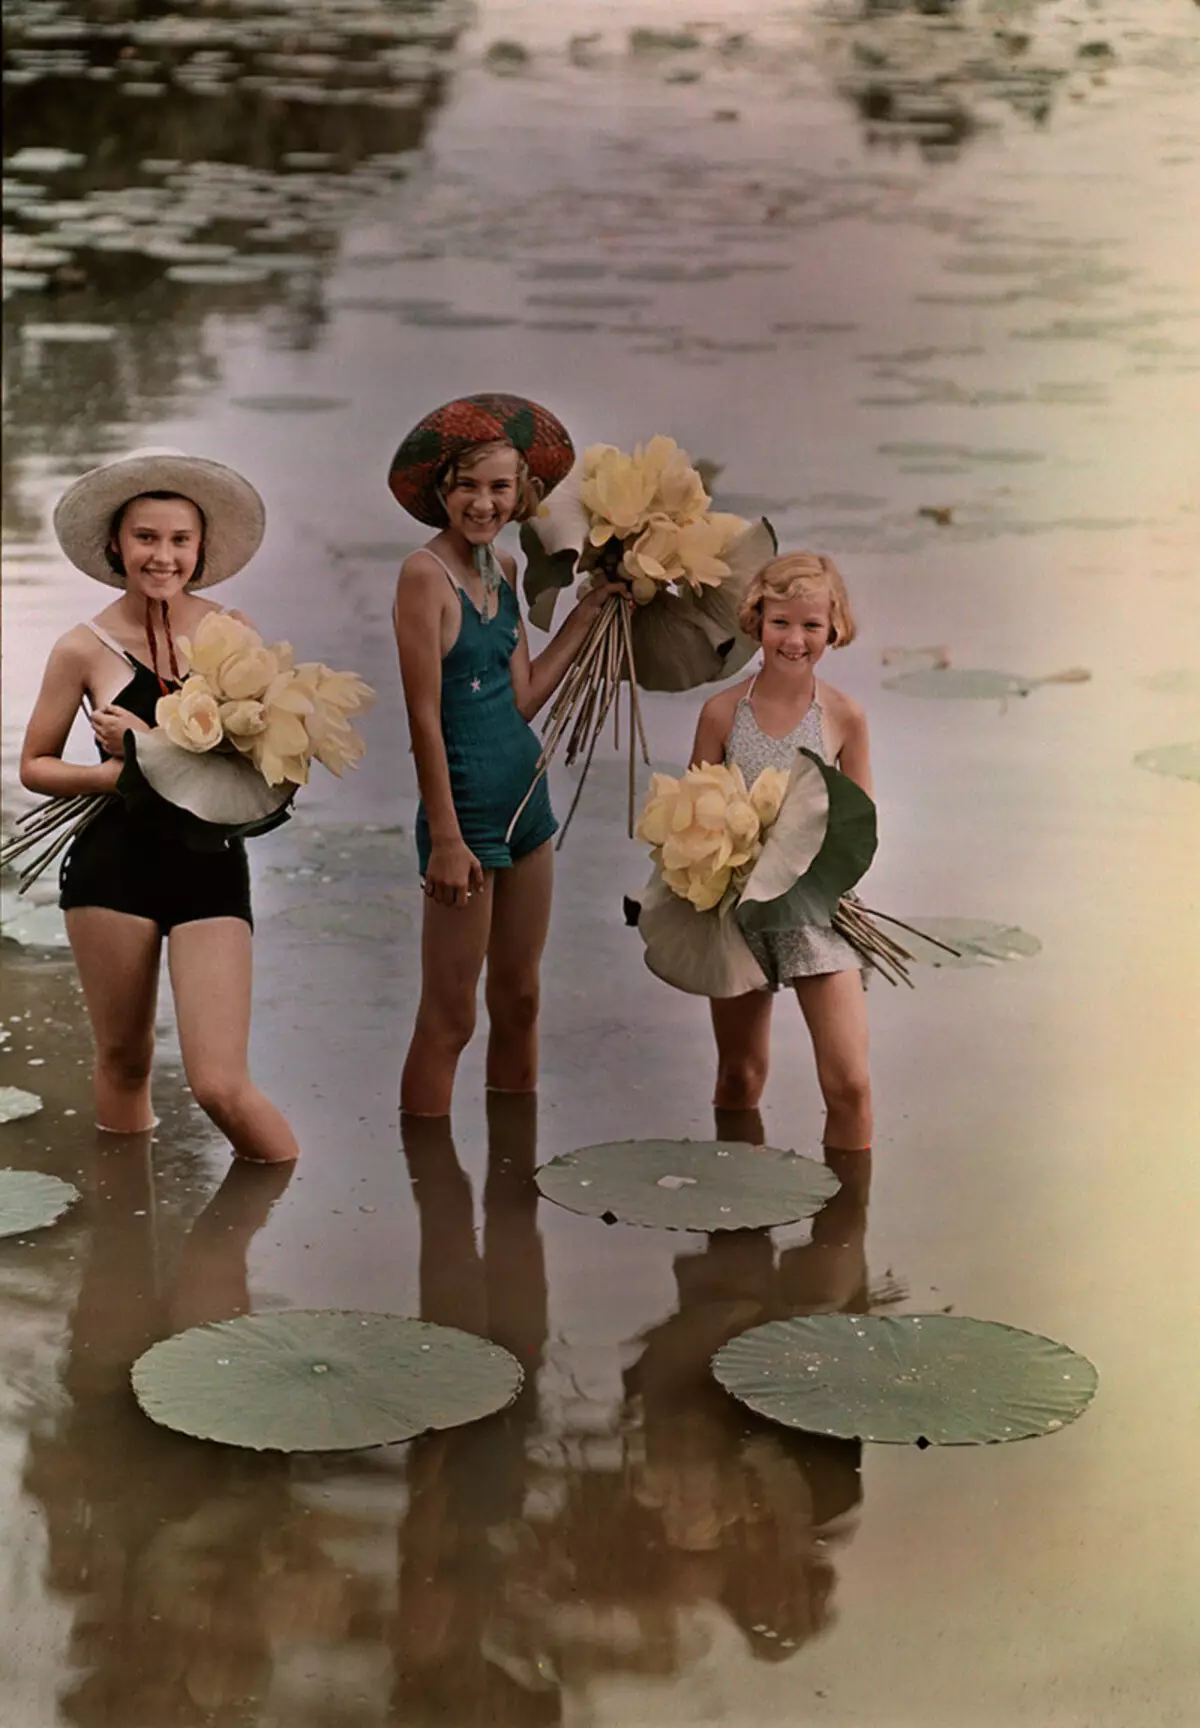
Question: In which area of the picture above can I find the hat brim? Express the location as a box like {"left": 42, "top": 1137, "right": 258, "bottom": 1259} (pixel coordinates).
{"left": 53, "top": 449, "right": 266, "bottom": 589}
{"left": 387, "top": 393, "right": 574, "bottom": 527}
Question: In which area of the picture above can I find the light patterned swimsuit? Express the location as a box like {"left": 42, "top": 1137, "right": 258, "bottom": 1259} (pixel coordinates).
{"left": 725, "top": 684, "right": 862, "bottom": 990}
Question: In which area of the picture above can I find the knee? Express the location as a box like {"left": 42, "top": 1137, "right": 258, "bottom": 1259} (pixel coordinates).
{"left": 716, "top": 1053, "right": 768, "bottom": 1109}
{"left": 96, "top": 1039, "right": 154, "bottom": 1091}
{"left": 487, "top": 976, "right": 540, "bottom": 1037}
{"left": 821, "top": 1066, "right": 871, "bottom": 1119}
{"left": 418, "top": 994, "right": 477, "bottom": 1056}
{"left": 188, "top": 1069, "right": 250, "bottom": 1122}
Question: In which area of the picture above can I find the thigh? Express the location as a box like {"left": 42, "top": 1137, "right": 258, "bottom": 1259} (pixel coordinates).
{"left": 486, "top": 841, "right": 553, "bottom": 989}
{"left": 709, "top": 989, "right": 774, "bottom": 1067}
{"left": 65, "top": 906, "right": 162, "bottom": 1051}
{"left": 792, "top": 970, "right": 869, "bottom": 1087}
{"left": 167, "top": 917, "right": 255, "bottom": 1075}
{"left": 418, "top": 875, "right": 497, "bottom": 1009}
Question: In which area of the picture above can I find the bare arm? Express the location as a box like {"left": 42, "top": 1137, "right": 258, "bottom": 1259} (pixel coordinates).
{"left": 835, "top": 705, "right": 874, "bottom": 799}
{"left": 392, "top": 558, "right": 482, "bottom": 905}
{"left": 506, "top": 562, "right": 626, "bottom": 723}
{"left": 689, "top": 692, "right": 735, "bottom": 769}
{"left": 20, "top": 637, "right": 123, "bottom": 798}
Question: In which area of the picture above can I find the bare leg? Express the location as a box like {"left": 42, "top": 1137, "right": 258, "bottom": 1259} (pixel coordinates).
{"left": 400, "top": 879, "right": 496, "bottom": 1116}
{"left": 168, "top": 918, "right": 299, "bottom": 1163}
{"left": 65, "top": 907, "right": 161, "bottom": 1133}
{"left": 710, "top": 989, "right": 774, "bottom": 1110}
{"left": 792, "top": 970, "right": 872, "bottom": 1153}
{"left": 484, "top": 842, "right": 553, "bottom": 1094}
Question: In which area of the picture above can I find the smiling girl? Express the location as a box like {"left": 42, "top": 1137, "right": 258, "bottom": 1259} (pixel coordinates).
{"left": 389, "top": 394, "right": 622, "bottom": 1117}
{"left": 688, "top": 552, "right": 873, "bottom": 1155}
{"left": 19, "top": 449, "right": 298, "bottom": 1161}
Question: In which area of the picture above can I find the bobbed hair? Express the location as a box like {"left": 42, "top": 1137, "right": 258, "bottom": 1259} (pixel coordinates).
{"left": 737, "top": 551, "right": 857, "bottom": 648}
{"left": 433, "top": 440, "right": 543, "bottom": 526}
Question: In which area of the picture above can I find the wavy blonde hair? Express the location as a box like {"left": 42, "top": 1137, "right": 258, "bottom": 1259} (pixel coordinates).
{"left": 738, "top": 551, "right": 857, "bottom": 647}
{"left": 435, "top": 440, "right": 543, "bottom": 525}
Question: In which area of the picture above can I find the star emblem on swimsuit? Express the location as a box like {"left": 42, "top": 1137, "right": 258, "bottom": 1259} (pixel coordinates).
{"left": 511, "top": 625, "right": 520, "bottom": 641}
{"left": 470, "top": 677, "right": 482, "bottom": 693}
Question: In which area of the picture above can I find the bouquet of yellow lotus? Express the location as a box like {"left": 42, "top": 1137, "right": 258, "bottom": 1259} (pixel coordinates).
{"left": 633, "top": 753, "right": 921, "bottom": 993}
{"left": 3, "top": 615, "right": 374, "bottom": 890}
{"left": 512, "top": 436, "right": 776, "bottom": 845}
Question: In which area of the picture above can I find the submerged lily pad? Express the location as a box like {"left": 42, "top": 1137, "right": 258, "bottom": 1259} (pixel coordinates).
{"left": 131, "top": 1311, "right": 522, "bottom": 1452}
{"left": 1134, "top": 742, "right": 1200, "bottom": 783}
{"left": 712, "top": 1314, "right": 1098, "bottom": 1445}
{"left": 0, "top": 1089, "right": 46, "bottom": 1127}
{"left": 897, "top": 917, "right": 1041, "bottom": 968}
{"left": 536, "top": 1140, "right": 840, "bottom": 1232}
{"left": 165, "top": 263, "right": 271, "bottom": 286}
{"left": 0, "top": 1168, "right": 79, "bottom": 1236}
{"left": 884, "top": 668, "right": 1032, "bottom": 701}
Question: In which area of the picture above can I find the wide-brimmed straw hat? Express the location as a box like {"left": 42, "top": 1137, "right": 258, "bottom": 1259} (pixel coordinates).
{"left": 53, "top": 447, "right": 266, "bottom": 589}
{"left": 387, "top": 392, "right": 575, "bottom": 527}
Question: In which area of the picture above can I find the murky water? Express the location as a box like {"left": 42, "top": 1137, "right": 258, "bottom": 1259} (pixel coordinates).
{"left": 3, "top": 2, "right": 1199, "bottom": 1724}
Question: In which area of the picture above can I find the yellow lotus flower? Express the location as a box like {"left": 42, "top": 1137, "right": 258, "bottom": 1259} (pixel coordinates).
{"left": 156, "top": 683, "right": 224, "bottom": 753}
{"left": 218, "top": 698, "right": 267, "bottom": 738}
{"left": 749, "top": 766, "right": 789, "bottom": 831}
{"left": 651, "top": 441, "right": 710, "bottom": 521}
{"left": 637, "top": 762, "right": 765, "bottom": 910}
{"left": 292, "top": 662, "right": 376, "bottom": 716}
{"left": 249, "top": 704, "right": 311, "bottom": 786}
{"left": 675, "top": 518, "right": 733, "bottom": 590}
{"left": 579, "top": 443, "right": 663, "bottom": 546}
{"left": 215, "top": 645, "right": 280, "bottom": 702}
{"left": 624, "top": 515, "right": 682, "bottom": 585}
{"left": 178, "top": 612, "right": 261, "bottom": 682}
{"left": 261, "top": 669, "right": 315, "bottom": 719}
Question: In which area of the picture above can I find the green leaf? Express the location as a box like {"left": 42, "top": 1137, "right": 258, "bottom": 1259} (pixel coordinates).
{"left": 536, "top": 1140, "right": 840, "bottom": 1232}
{"left": 519, "top": 522, "right": 579, "bottom": 632}
{"left": 738, "top": 752, "right": 829, "bottom": 911}
{"left": 0, "top": 1167, "right": 79, "bottom": 1236}
{"left": 713, "top": 1313, "right": 1099, "bottom": 1445}
{"left": 738, "top": 751, "right": 877, "bottom": 935}
{"left": 1134, "top": 741, "right": 1200, "bottom": 783}
{"left": 883, "top": 668, "right": 1033, "bottom": 700}
{"left": 899, "top": 916, "right": 1042, "bottom": 968}
{"left": 131, "top": 1311, "right": 523, "bottom": 1452}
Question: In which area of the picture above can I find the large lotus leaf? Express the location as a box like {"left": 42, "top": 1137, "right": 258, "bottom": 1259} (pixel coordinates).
{"left": 536, "top": 1140, "right": 840, "bottom": 1232}
{"left": 0, "top": 1088, "right": 45, "bottom": 1125}
{"left": 884, "top": 668, "right": 1032, "bottom": 701}
{"left": 900, "top": 917, "right": 1042, "bottom": 968}
{"left": 1134, "top": 741, "right": 1200, "bottom": 783}
{"left": 738, "top": 751, "right": 877, "bottom": 935}
{"left": 638, "top": 876, "right": 768, "bottom": 998}
{"left": 712, "top": 1314, "right": 1098, "bottom": 1445}
{"left": 519, "top": 523, "right": 580, "bottom": 633}
{"left": 131, "top": 1311, "right": 523, "bottom": 1452}
{"left": 132, "top": 731, "right": 295, "bottom": 826}
{"left": 629, "top": 517, "right": 774, "bottom": 693}
{"left": 738, "top": 752, "right": 829, "bottom": 911}
{"left": 0, "top": 1168, "right": 79, "bottom": 1237}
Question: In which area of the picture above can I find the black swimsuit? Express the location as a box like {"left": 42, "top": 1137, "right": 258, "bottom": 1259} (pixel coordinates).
{"left": 59, "top": 651, "right": 253, "bottom": 933}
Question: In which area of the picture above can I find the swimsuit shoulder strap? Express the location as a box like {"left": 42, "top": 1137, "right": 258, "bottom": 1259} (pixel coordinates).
{"left": 84, "top": 619, "right": 137, "bottom": 665}
{"left": 420, "top": 548, "right": 463, "bottom": 596}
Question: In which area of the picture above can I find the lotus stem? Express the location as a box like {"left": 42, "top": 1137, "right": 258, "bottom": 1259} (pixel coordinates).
{"left": 3, "top": 795, "right": 110, "bottom": 892}
{"left": 833, "top": 900, "right": 915, "bottom": 989}
{"left": 853, "top": 905, "right": 963, "bottom": 958}
{"left": 618, "top": 597, "right": 650, "bottom": 764}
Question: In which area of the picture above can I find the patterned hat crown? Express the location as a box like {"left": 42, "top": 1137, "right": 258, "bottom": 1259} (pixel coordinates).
{"left": 388, "top": 393, "right": 574, "bottom": 526}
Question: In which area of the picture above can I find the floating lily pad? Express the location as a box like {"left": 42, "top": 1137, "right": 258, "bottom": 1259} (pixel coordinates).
{"left": 21, "top": 322, "right": 116, "bottom": 343}
{"left": 0, "top": 891, "right": 70, "bottom": 949}
{"left": 536, "top": 1140, "right": 840, "bottom": 1232}
{"left": 712, "top": 1314, "right": 1098, "bottom": 1445}
{"left": 1134, "top": 742, "right": 1200, "bottom": 783}
{"left": 5, "top": 147, "right": 85, "bottom": 173}
{"left": 0, "top": 1089, "right": 46, "bottom": 1127}
{"left": 165, "top": 263, "right": 271, "bottom": 286}
{"left": 883, "top": 668, "right": 1032, "bottom": 700}
{"left": 131, "top": 1311, "right": 522, "bottom": 1452}
{"left": 897, "top": 917, "right": 1041, "bottom": 968}
{"left": 231, "top": 395, "right": 350, "bottom": 413}
{"left": 0, "top": 1168, "right": 79, "bottom": 1236}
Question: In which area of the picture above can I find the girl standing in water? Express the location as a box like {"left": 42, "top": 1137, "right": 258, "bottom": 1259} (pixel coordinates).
{"left": 389, "top": 393, "right": 621, "bottom": 1117}
{"left": 19, "top": 449, "right": 298, "bottom": 1162}
{"left": 688, "top": 552, "right": 873, "bottom": 1155}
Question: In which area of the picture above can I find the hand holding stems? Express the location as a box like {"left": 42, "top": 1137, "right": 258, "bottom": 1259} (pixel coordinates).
{"left": 89, "top": 705, "right": 150, "bottom": 759}
{"left": 423, "top": 838, "right": 485, "bottom": 910}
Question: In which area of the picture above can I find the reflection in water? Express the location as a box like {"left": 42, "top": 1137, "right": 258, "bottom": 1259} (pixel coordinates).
{"left": 21, "top": 1143, "right": 296, "bottom": 1725}
{"left": 390, "top": 1103, "right": 879, "bottom": 1717}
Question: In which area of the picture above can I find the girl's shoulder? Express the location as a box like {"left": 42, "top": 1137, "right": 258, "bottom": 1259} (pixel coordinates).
{"left": 397, "top": 544, "right": 456, "bottom": 591}
{"left": 701, "top": 676, "right": 752, "bottom": 722}
{"left": 816, "top": 677, "right": 868, "bottom": 731}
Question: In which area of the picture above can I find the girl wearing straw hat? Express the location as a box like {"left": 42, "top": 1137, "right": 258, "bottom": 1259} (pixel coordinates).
{"left": 18, "top": 449, "right": 298, "bottom": 1161}
{"left": 389, "top": 393, "right": 623, "bottom": 1116}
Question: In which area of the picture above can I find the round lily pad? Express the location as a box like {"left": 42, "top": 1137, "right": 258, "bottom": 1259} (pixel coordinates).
{"left": 883, "top": 669, "right": 1032, "bottom": 700}
{"left": 536, "top": 1140, "right": 840, "bottom": 1232}
{"left": 132, "top": 1311, "right": 523, "bottom": 1452}
{"left": 899, "top": 917, "right": 1042, "bottom": 968}
{"left": 1134, "top": 741, "right": 1200, "bottom": 783}
{"left": 712, "top": 1314, "right": 1098, "bottom": 1445}
{"left": 0, "top": 1168, "right": 79, "bottom": 1237}
{"left": 0, "top": 1087, "right": 45, "bottom": 1125}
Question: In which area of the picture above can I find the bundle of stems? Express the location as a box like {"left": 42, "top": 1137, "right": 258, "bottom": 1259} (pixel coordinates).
{"left": 833, "top": 900, "right": 963, "bottom": 987}
{"left": 507, "top": 591, "right": 650, "bottom": 849}
{"left": 0, "top": 793, "right": 111, "bottom": 892}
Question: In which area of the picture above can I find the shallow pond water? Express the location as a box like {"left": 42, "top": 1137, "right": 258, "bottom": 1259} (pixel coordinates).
{"left": 3, "top": 3, "right": 1199, "bottom": 1725}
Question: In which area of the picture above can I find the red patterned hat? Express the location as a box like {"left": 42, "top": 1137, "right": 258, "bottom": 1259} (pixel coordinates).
{"left": 387, "top": 392, "right": 575, "bottom": 526}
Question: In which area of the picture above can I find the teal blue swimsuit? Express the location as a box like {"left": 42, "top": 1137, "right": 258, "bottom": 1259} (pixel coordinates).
{"left": 415, "top": 553, "right": 557, "bottom": 874}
